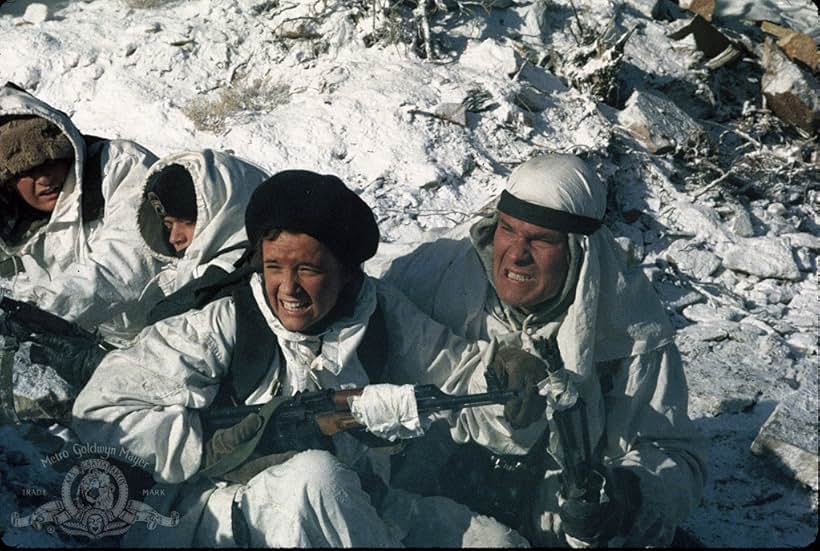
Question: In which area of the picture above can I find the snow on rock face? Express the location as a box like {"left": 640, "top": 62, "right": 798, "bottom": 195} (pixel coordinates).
{"left": 617, "top": 89, "right": 706, "bottom": 154}
{"left": 0, "top": 0, "right": 817, "bottom": 547}
{"left": 21, "top": 3, "right": 49, "bottom": 25}
{"left": 718, "top": 236, "right": 802, "bottom": 281}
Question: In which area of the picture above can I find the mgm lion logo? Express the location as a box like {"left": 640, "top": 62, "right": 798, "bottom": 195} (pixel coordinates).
{"left": 11, "top": 458, "right": 179, "bottom": 540}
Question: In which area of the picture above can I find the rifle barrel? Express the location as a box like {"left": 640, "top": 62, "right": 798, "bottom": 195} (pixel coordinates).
{"left": 416, "top": 388, "right": 520, "bottom": 414}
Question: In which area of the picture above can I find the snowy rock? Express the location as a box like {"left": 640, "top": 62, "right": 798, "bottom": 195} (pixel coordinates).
{"left": 677, "top": 320, "right": 736, "bottom": 342}
{"left": 716, "top": 0, "right": 820, "bottom": 40}
{"left": 518, "top": 64, "right": 566, "bottom": 95}
{"left": 738, "top": 316, "right": 777, "bottom": 336}
{"left": 12, "top": 348, "right": 74, "bottom": 423}
{"left": 22, "top": 4, "right": 49, "bottom": 25}
{"left": 653, "top": 281, "right": 705, "bottom": 312}
{"left": 682, "top": 303, "right": 736, "bottom": 323}
{"left": 613, "top": 236, "right": 641, "bottom": 266}
{"left": 749, "top": 279, "right": 789, "bottom": 306}
{"left": 766, "top": 202, "right": 787, "bottom": 217}
{"left": 514, "top": 85, "right": 550, "bottom": 113}
{"left": 794, "top": 248, "right": 815, "bottom": 273}
{"left": 751, "top": 380, "right": 819, "bottom": 490}
{"left": 760, "top": 39, "right": 820, "bottom": 133}
{"left": 611, "top": 221, "right": 645, "bottom": 262}
{"left": 783, "top": 286, "right": 820, "bottom": 330}
{"left": 617, "top": 90, "right": 706, "bottom": 155}
{"left": 718, "top": 236, "right": 802, "bottom": 281}
{"left": 786, "top": 333, "right": 818, "bottom": 355}
{"left": 782, "top": 232, "right": 820, "bottom": 252}
{"left": 433, "top": 102, "right": 467, "bottom": 126}
{"left": 665, "top": 201, "right": 733, "bottom": 241}
{"left": 459, "top": 38, "right": 519, "bottom": 77}
{"left": 728, "top": 206, "right": 755, "bottom": 237}
{"left": 681, "top": 329, "right": 797, "bottom": 417}
{"left": 664, "top": 240, "right": 721, "bottom": 280}
{"left": 0, "top": 336, "right": 18, "bottom": 425}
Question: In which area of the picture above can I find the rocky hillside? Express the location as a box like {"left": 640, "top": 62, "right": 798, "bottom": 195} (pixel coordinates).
{"left": 1, "top": 0, "right": 818, "bottom": 546}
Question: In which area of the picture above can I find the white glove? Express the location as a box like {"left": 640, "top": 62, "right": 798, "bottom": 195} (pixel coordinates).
{"left": 348, "top": 384, "right": 428, "bottom": 442}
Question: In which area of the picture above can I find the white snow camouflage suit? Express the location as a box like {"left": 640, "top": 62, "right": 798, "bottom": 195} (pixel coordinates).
{"left": 382, "top": 167, "right": 708, "bottom": 547}
{"left": 0, "top": 83, "right": 161, "bottom": 344}
{"left": 135, "top": 149, "right": 268, "bottom": 311}
{"left": 72, "top": 273, "right": 534, "bottom": 547}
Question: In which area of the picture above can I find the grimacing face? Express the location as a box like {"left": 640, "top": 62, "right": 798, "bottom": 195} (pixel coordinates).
{"left": 492, "top": 212, "right": 570, "bottom": 313}
{"left": 12, "top": 158, "right": 71, "bottom": 213}
{"left": 261, "top": 231, "right": 352, "bottom": 332}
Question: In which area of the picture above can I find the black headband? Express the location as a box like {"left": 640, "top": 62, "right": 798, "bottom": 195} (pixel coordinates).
{"left": 498, "top": 190, "right": 602, "bottom": 235}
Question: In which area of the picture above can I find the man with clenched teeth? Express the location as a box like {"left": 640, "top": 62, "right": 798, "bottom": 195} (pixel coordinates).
{"left": 0, "top": 82, "right": 161, "bottom": 349}
{"left": 384, "top": 154, "right": 707, "bottom": 548}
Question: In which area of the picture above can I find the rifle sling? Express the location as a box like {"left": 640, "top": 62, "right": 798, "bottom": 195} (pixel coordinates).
{"left": 195, "top": 395, "right": 290, "bottom": 481}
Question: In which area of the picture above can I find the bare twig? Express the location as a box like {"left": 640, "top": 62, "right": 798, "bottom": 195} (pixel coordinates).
{"left": 567, "top": 0, "right": 587, "bottom": 44}
{"left": 692, "top": 168, "right": 735, "bottom": 200}
{"left": 414, "top": 1, "right": 436, "bottom": 60}
{"left": 700, "top": 119, "right": 763, "bottom": 149}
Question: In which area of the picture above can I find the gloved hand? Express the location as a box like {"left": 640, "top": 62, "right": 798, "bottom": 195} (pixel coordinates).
{"left": 485, "top": 346, "right": 548, "bottom": 429}
{"left": 559, "top": 467, "right": 641, "bottom": 544}
{"left": 202, "top": 413, "right": 264, "bottom": 471}
{"left": 202, "top": 412, "right": 298, "bottom": 484}
{"left": 27, "top": 333, "right": 110, "bottom": 388}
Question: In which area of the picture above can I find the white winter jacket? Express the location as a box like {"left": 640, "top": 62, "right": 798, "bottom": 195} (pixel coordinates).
{"left": 135, "top": 150, "right": 268, "bottom": 308}
{"left": 0, "top": 84, "right": 162, "bottom": 343}
{"left": 72, "top": 274, "right": 513, "bottom": 480}
{"left": 71, "top": 273, "right": 524, "bottom": 545}
{"left": 383, "top": 213, "right": 708, "bottom": 547}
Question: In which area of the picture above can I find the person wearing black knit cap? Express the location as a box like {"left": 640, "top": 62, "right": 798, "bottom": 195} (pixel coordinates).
{"left": 143, "top": 163, "right": 199, "bottom": 255}
{"left": 74, "top": 169, "right": 543, "bottom": 548}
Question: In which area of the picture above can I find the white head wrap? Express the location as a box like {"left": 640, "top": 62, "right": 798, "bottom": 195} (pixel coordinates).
{"left": 502, "top": 153, "right": 606, "bottom": 229}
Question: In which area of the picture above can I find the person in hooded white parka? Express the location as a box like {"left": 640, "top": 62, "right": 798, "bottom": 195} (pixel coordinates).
{"left": 384, "top": 154, "right": 708, "bottom": 547}
{"left": 0, "top": 82, "right": 161, "bottom": 346}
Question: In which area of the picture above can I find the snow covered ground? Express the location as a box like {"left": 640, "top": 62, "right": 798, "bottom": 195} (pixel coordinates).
{"left": 1, "top": 0, "right": 818, "bottom": 547}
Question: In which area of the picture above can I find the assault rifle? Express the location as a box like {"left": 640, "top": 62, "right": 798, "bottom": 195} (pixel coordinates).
{"left": 535, "top": 336, "right": 617, "bottom": 545}
{"left": 0, "top": 296, "right": 115, "bottom": 389}
{"left": 0, "top": 296, "right": 113, "bottom": 349}
{"left": 202, "top": 384, "right": 522, "bottom": 453}
{"left": 534, "top": 337, "right": 596, "bottom": 500}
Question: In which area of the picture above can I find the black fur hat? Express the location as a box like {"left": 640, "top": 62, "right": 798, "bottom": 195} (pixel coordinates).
{"left": 245, "top": 170, "right": 379, "bottom": 267}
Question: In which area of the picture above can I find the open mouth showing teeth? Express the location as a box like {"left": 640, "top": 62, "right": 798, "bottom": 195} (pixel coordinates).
{"left": 282, "top": 300, "right": 310, "bottom": 312}
{"left": 506, "top": 270, "right": 533, "bottom": 282}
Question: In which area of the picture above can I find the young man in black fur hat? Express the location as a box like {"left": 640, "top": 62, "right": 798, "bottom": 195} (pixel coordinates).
{"left": 73, "top": 169, "right": 543, "bottom": 548}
